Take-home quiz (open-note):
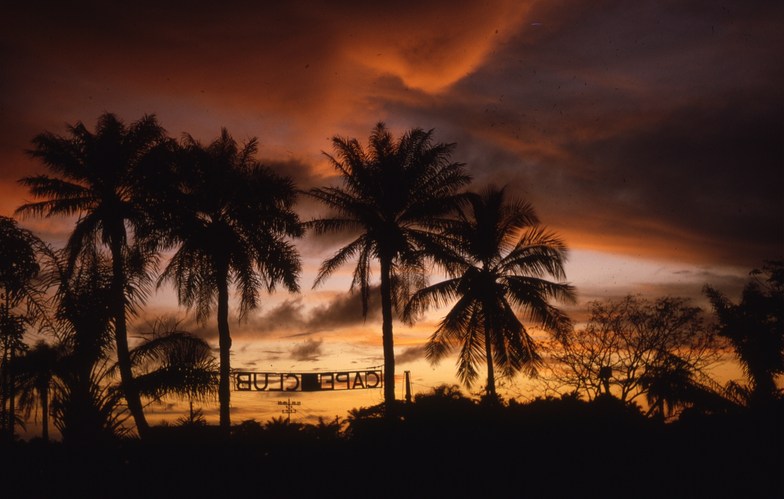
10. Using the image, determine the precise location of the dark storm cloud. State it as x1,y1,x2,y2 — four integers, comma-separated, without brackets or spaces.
397,346,428,365
227,287,383,340
248,299,309,334
381,0,783,266
138,284,385,343
562,97,783,263
576,274,748,310
306,286,383,330
290,338,323,362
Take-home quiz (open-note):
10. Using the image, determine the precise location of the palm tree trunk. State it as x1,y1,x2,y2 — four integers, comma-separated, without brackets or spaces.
8,345,16,439
40,383,49,442
1,298,12,439
217,264,232,435
110,238,149,438
1,324,8,438
483,314,497,402
379,255,396,409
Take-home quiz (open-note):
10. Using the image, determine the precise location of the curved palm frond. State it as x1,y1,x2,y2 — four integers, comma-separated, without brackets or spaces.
16,176,91,216
312,235,366,289
403,277,461,323
454,304,485,386
427,293,477,362
129,328,217,403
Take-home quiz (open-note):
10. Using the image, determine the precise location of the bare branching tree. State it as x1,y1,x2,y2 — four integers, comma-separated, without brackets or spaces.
541,295,722,417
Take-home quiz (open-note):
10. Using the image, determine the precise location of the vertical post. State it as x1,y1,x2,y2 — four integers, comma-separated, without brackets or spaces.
404,371,412,404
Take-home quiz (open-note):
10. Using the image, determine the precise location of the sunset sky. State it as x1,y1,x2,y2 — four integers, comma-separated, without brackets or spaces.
2,1,782,430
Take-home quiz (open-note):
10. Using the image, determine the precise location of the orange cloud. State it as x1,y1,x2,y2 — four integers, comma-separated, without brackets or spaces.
344,2,532,93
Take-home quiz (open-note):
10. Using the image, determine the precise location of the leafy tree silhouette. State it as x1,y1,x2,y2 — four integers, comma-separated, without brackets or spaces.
307,123,470,409
705,260,784,408
41,245,129,443
543,295,721,416
157,129,302,434
404,186,575,402
14,340,61,441
0,216,42,439
18,248,220,443
17,113,172,438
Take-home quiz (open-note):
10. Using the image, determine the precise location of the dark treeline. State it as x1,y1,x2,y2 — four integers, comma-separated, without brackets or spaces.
0,113,782,497
1,391,781,498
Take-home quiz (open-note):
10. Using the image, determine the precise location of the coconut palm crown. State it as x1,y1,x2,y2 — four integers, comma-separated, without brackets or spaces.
404,185,576,401
307,122,471,407
157,128,302,433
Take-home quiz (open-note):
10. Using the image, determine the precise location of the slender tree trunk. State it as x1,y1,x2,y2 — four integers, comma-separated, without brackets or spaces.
40,383,49,442
1,316,8,438
110,238,149,438
483,314,497,402
217,264,232,435
8,345,15,439
379,255,396,410
72,351,94,443
751,369,777,406
1,298,11,438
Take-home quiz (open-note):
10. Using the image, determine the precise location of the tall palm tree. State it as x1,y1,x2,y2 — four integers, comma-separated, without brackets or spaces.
158,129,302,433
14,341,62,441
307,123,471,407
404,186,575,402
16,112,172,438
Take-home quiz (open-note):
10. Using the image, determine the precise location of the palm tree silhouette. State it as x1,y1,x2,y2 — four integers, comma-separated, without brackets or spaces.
638,352,697,418
704,260,784,407
16,113,171,437
405,186,575,402
158,129,302,433
14,341,62,441
307,123,470,407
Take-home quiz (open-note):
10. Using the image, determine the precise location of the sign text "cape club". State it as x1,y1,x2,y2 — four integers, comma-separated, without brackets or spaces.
234,370,383,392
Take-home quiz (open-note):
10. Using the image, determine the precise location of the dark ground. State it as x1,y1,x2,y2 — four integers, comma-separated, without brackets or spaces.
2,400,781,499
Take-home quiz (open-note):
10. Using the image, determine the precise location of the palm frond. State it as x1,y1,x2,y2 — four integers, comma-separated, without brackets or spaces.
312,235,366,289
454,306,485,386
403,277,461,323
129,327,218,402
